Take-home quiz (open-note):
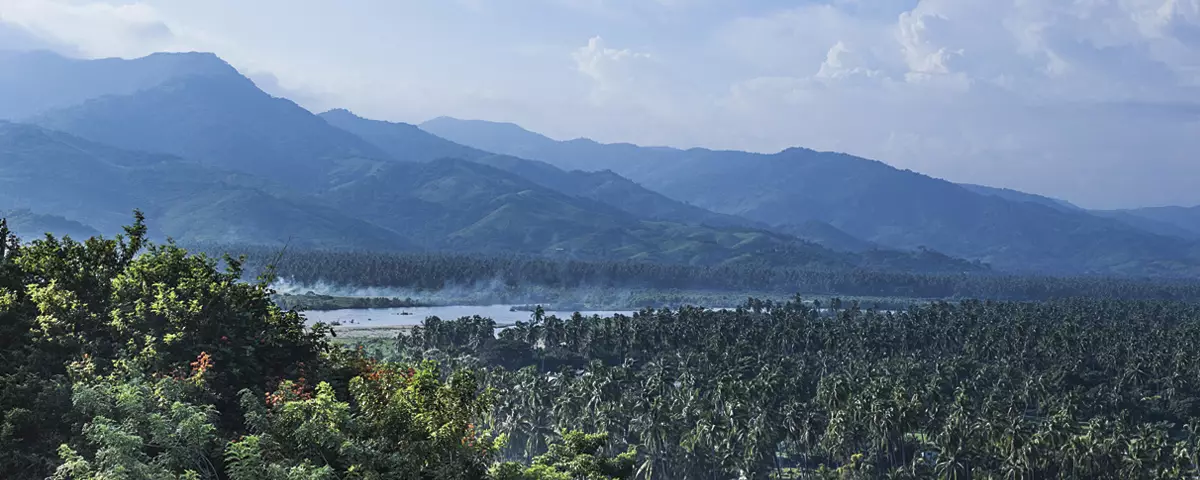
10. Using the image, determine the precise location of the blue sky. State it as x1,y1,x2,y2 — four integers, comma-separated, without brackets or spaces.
1,0,1198,208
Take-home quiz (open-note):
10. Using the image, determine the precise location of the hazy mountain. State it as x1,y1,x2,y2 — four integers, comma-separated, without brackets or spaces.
1099,206,1200,240
29,69,389,188
323,109,759,229
0,51,1055,273
958,183,1082,213
0,208,99,240
419,117,1200,275
0,50,238,120
0,121,411,250
0,112,967,271
421,116,563,159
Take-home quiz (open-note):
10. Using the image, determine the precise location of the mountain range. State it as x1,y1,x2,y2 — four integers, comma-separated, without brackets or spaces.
1,49,1198,276
0,50,989,272
421,117,1200,275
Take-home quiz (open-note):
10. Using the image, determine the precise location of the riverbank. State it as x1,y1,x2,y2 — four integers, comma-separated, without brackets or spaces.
273,292,431,311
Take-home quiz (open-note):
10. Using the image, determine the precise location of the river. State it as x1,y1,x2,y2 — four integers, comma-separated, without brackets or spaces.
303,305,637,328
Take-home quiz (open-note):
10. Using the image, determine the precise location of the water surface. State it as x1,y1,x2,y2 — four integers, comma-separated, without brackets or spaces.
303,305,636,328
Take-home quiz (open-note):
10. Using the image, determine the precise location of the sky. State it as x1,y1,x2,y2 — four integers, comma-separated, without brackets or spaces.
1,0,1198,209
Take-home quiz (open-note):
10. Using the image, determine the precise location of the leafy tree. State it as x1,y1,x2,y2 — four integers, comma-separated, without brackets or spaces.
0,214,512,479
491,431,635,480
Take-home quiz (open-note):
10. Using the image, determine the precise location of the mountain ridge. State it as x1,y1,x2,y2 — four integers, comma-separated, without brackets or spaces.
420,116,1200,275
0,121,413,250
324,109,766,231
29,74,390,188
4,50,1192,276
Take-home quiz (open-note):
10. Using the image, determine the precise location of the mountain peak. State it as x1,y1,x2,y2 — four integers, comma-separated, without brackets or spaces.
321,108,421,129
321,108,358,118
421,117,551,140
0,49,246,119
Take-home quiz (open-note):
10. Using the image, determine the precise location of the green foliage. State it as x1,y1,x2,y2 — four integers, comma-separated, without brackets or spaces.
229,361,499,479
396,297,1200,479
0,217,509,479
51,370,220,480
491,431,635,480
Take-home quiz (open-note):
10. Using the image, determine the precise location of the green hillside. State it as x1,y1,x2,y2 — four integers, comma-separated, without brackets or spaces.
0,121,411,250
0,208,98,240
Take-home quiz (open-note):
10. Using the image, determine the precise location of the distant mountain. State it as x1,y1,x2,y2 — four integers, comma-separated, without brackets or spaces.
29,70,388,188
1099,206,1200,240
0,208,99,240
330,110,960,266
958,183,1081,212
0,121,411,250
0,51,1057,273
1,111,969,271
0,50,238,120
323,109,759,229
421,117,1200,275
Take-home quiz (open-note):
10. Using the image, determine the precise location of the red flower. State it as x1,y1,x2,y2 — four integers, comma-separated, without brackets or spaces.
221,336,229,342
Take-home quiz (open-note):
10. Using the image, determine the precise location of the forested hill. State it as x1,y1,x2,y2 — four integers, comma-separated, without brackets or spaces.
0,121,413,250
420,117,1200,275
0,208,98,240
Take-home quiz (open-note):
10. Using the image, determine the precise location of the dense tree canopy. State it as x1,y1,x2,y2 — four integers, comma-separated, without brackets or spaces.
384,298,1200,479
1,217,621,480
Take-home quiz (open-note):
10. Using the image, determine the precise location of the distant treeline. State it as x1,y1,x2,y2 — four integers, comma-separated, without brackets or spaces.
200,245,1200,302
272,293,428,311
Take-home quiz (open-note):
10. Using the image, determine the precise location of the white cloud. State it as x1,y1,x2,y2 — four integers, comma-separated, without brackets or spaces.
0,0,193,58
700,0,1200,207
572,35,653,100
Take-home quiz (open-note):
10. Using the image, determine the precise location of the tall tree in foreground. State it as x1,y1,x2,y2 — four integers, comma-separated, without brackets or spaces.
0,213,524,479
